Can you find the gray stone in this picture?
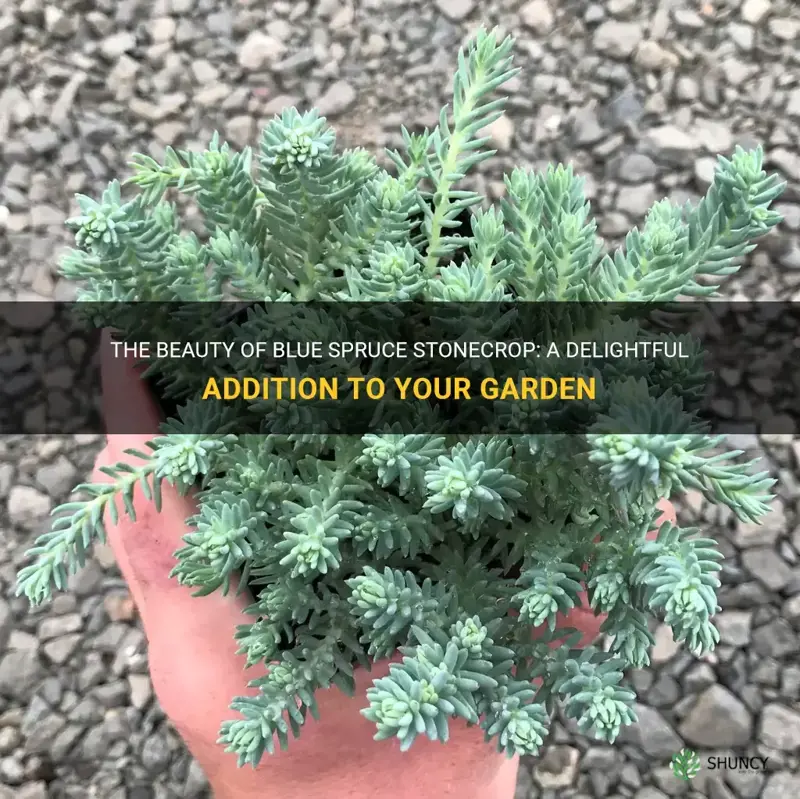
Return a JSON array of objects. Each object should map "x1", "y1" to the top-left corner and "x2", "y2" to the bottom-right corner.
[
  {"x1": 435, "y1": 0, "x2": 475, "y2": 21},
  {"x1": 593, "y1": 21, "x2": 643, "y2": 57},
  {"x1": 7, "y1": 630, "x2": 38, "y2": 651},
  {"x1": 726, "y1": 766, "x2": 765, "y2": 799},
  {"x1": 634, "y1": 41, "x2": 679, "y2": 71},
  {"x1": 679, "y1": 685, "x2": 752, "y2": 748},
  {"x1": 782, "y1": 665, "x2": 800, "y2": 699},
  {"x1": 329, "y1": 5, "x2": 354, "y2": 30},
  {"x1": 190, "y1": 59, "x2": 218, "y2": 84},
  {"x1": 100, "y1": 32, "x2": 136, "y2": 59},
  {"x1": 43, "y1": 634, "x2": 82, "y2": 665},
  {"x1": 607, "y1": 0, "x2": 637, "y2": 15},
  {"x1": 763, "y1": 772, "x2": 800, "y2": 799},
  {"x1": 4, "y1": 161, "x2": 29, "y2": 187},
  {"x1": 675, "y1": 75, "x2": 700, "y2": 101},
  {"x1": 0, "y1": 727, "x2": 20, "y2": 757},
  {"x1": 521, "y1": 0, "x2": 555, "y2": 33},
  {"x1": 273, "y1": 48, "x2": 317, "y2": 74},
  {"x1": 44, "y1": 6, "x2": 77, "y2": 37},
  {"x1": 604, "y1": 86, "x2": 645, "y2": 129},
  {"x1": 732, "y1": 505, "x2": 783, "y2": 548},
  {"x1": 38, "y1": 675, "x2": 63, "y2": 706},
  {"x1": 532, "y1": 745, "x2": 579, "y2": 788},
  {"x1": 707, "y1": 776, "x2": 737, "y2": 799},
  {"x1": 759, "y1": 703, "x2": 800, "y2": 750},
  {"x1": 107, "y1": 54, "x2": 139, "y2": 92},
  {"x1": 514, "y1": 763, "x2": 534, "y2": 798},
  {"x1": 0, "y1": 462, "x2": 13, "y2": 497},
  {"x1": 692, "y1": 119, "x2": 733, "y2": 153},
  {"x1": 238, "y1": 32, "x2": 285, "y2": 70},
  {"x1": 35, "y1": 455, "x2": 77, "y2": 496},
  {"x1": 571, "y1": 104, "x2": 605, "y2": 146},
  {"x1": 38, "y1": 613, "x2": 82, "y2": 641},
  {"x1": 683, "y1": 662, "x2": 716, "y2": 693},
  {"x1": 0, "y1": 650, "x2": 43, "y2": 701},
  {"x1": 206, "y1": 9, "x2": 233, "y2": 36},
  {"x1": 225, "y1": 115, "x2": 254, "y2": 148},
  {"x1": 103, "y1": 706, "x2": 130, "y2": 739},
  {"x1": 633, "y1": 787, "x2": 668, "y2": 799},
  {"x1": 617, "y1": 153, "x2": 658, "y2": 182},
  {"x1": 741, "y1": 0, "x2": 772, "y2": 25},
  {"x1": 715, "y1": 611, "x2": 752, "y2": 647},
  {"x1": 94, "y1": 681, "x2": 129, "y2": 709},
  {"x1": 50, "y1": 725, "x2": 85, "y2": 761},
  {"x1": 7, "y1": 485, "x2": 51, "y2": 527},
  {"x1": 752, "y1": 618, "x2": 799, "y2": 658},
  {"x1": 0, "y1": 759, "x2": 23, "y2": 786},
  {"x1": 729, "y1": 23, "x2": 755, "y2": 50},
  {"x1": 67, "y1": 560, "x2": 104, "y2": 595},
  {"x1": 30, "y1": 204, "x2": 64, "y2": 227},
  {"x1": 25, "y1": 128, "x2": 60, "y2": 155},
  {"x1": 618, "y1": 704, "x2": 682, "y2": 757},
  {"x1": 16, "y1": 780, "x2": 49, "y2": 799},
  {"x1": 601, "y1": 211, "x2": 632, "y2": 236},
  {"x1": 650, "y1": 624, "x2": 681, "y2": 664},
  {"x1": 784, "y1": 593, "x2": 800, "y2": 623},
  {"x1": 778, "y1": 246, "x2": 800, "y2": 270},
  {"x1": 673, "y1": 8, "x2": 705, "y2": 28},
  {"x1": 648, "y1": 675, "x2": 680, "y2": 707},
  {"x1": 0, "y1": 14, "x2": 19, "y2": 49},
  {"x1": 141, "y1": 734, "x2": 171, "y2": 773},
  {"x1": 483, "y1": 115, "x2": 514, "y2": 151},
  {"x1": 768, "y1": 16, "x2": 800, "y2": 38},
  {"x1": 184, "y1": 759, "x2": 210, "y2": 798},
  {"x1": 694, "y1": 156, "x2": 717, "y2": 188},
  {"x1": 22, "y1": 696, "x2": 50, "y2": 735},
  {"x1": 741, "y1": 547, "x2": 793, "y2": 591},
  {"x1": 128, "y1": 674, "x2": 153, "y2": 710},
  {"x1": 652, "y1": 766, "x2": 691, "y2": 795},
  {"x1": 148, "y1": 16, "x2": 176, "y2": 43},
  {"x1": 786, "y1": 88, "x2": 800, "y2": 118},
  {"x1": 770, "y1": 149, "x2": 800, "y2": 180},
  {"x1": 0, "y1": 600, "x2": 10, "y2": 651},
  {"x1": 643, "y1": 125, "x2": 698, "y2": 161},
  {"x1": 51, "y1": 71, "x2": 86, "y2": 125},
  {"x1": 581, "y1": 746, "x2": 617, "y2": 770},
  {"x1": 69, "y1": 697, "x2": 103, "y2": 725},
  {"x1": 316, "y1": 80, "x2": 357, "y2": 116},
  {"x1": 24, "y1": 713, "x2": 66, "y2": 755},
  {"x1": 616, "y1": 182, "x2": 658, "y2": 218},
  {"x1": 81, "y1": 726, "x2": 111, "y2": 761}
]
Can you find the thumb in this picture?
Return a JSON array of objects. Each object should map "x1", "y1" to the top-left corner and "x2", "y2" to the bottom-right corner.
[{"x1": 98, "y1": 330, "x2": 261, "y2": 760}]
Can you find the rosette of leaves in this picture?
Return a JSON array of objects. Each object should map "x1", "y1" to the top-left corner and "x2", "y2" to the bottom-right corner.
[{"x1": 16, "y1": 26, "x2": 784, "y2": 768}]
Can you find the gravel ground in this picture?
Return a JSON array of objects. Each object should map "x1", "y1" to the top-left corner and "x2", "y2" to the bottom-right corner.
[{"x1": 1, "y1": 0, "x2": 800, "y2": 797}]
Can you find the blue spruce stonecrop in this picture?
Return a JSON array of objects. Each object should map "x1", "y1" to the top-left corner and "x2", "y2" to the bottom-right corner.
[{"x1": 16, "y1": 26, "x2": 785, "y2": 767}]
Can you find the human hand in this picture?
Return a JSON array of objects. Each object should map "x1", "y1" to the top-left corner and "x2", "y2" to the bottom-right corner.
[{"x1": 96, "y1": 340, "x2": 675, "y2": 799}]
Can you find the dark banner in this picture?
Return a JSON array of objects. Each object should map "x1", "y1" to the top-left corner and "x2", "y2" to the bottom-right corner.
[{"x1": 1, "y1": 302, "x2": 798, "y2": 435}]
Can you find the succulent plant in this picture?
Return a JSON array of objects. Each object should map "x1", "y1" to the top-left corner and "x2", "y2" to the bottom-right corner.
[{"x1": 17, "y1": 27, "x2": 784, "y2": 768}]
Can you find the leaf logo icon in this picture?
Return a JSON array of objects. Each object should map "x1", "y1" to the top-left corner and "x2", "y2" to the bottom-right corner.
[{"x1": 671, "y1": 748, "x2": 701, "y2": 781}]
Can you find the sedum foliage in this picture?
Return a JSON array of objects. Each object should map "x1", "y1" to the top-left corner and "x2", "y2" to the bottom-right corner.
[{"x1": 17, "y1": 28, "x2": 785, "y2": 767}]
